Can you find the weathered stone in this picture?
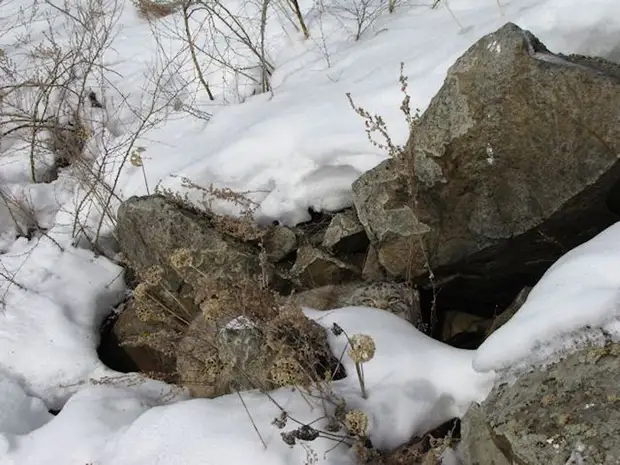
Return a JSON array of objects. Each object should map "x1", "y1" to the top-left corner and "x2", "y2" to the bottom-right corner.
[
  {"x1": 460, "y1": 405, "x2": 511, "y2": 465},
  {"x1": 486, "y1": 286, "x2": 532, "y2": 337},
  {"x1": 114, "y1": 195, "x2": 271, "y2": 373},
  {"x1": 362, "y1": 245, "x2": 387, "y2": 281},
  {"x1": 263, "y1": 225, "x2": 297, "y2": 262},
  {"x1": 322, "y1": 209, "x2": 369, "y2": 253},
  {"x1": 290, "y1": 245, "x2": 360, "y2": 288},
  {"x1": 117, "y1": 195, "x2": 263, "y2": 288},
  {"x1": 460, "y1": 343, "x2": 620, "y2": 465},
  {"x1": 353, "y1": 23, "x2": 620, "y2": 300},
  {"x1": 441, "y1": 310, "x2": 491, "y2": 342},
  {"x1": 112, "y1": 300, "x2": 178, "y2": 376},
  {"x1": 177, "y1": 305, "x2": 343, "y2": 398},
  {"x1": 288, "y1": 281, "x2": 422, "y2": 327},
  {"x1": 353, "y1": 160, "x2": 430, "y2": 278}
]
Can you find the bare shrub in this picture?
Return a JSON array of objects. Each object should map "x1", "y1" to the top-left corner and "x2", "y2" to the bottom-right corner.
[
  {"x1": 273, "y1": 0, "x2": 310, "y2": 39},
  {"x1": 325, "y1": 0, "x2": 388, "y2": 41},
  {"x1": 133, "y1": 0, "x2": 182, "y2": 20},
  {"x1": 0, "y1": 0, "x2": 122, "y2": 181},
  {"x1": 346, "y1": 64, "x2": 441, "y2": 333},
  {"x1": 150, "y1": 0, "x2": 276, "y2": 102}
]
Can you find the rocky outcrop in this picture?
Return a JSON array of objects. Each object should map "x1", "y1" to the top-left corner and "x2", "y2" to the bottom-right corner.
[
  {"x1": 460, "y1": 343, "x2": 620, "y2": 465},
  {"x1": 288, "y1": 281, "x2": 422, "y2": 327},
  {"x1": 113, "y1": 195, "x2": 356, "y2": 393},
  {"x1": 106, "y1": 24, "x2": 620, "y2": 418},
  {"x1": 176, "y1": 302, "x2": 343, "y2": 398},
  {"x1": 290, "y1": 245, "x2": 360, "y2": 288},
  {"x1": 352, "y1": 23, "x2": 620, "y2": 305},
  {"x1": 322, "y1": 209, "x2": 369, "y2": 253}
]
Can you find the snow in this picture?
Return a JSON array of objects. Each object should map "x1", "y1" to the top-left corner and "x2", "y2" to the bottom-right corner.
[
  {"x1": 1, "y1": 0, "x2": 620, "y2": 463},
  {"x1": 0, "y1": 375, "x2": 52, "y2": 436},
  {"x1": 0, "y1": 307, "x2": 491, "y2": 465},
  {"x1": 0, "y1": 234, "x2": 180, "y2": 410},
  {"x1": 474, "y1": 221, "x2": 620, "y2": 374},
  {"x1": 306, "y1": 307, "x2": 495, "y2": 450},
  {"x1": 105, "y1": 0, "x2": 620, "y2": 228}
]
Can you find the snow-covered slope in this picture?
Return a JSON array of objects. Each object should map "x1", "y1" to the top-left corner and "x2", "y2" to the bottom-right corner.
[{"x1": 1, "y1": 0, "x2": 620, "y2": 463}]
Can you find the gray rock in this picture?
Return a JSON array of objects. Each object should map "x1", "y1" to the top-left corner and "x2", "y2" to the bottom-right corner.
[
  {"x1": 288, "y1": 281, "x2": 422, "y2": 327},
  {"x1": 177, "y1": 303, "x2": 342, "y2": 398},
  {"x1": 460, "y1": 343, "x2": 620, "y2": 465},
  {"x1": 115, "y1": 195, "x2": 268, "y2": 372},
  {"x1": 290, "y1": 245, "x2": 360, "y2": 288},
  {"x1": 486, "y1": 286, "x2": 532, "y2": 338},
  {"x1": 353, "y1": 160, "x2": 430, "y2": 278},
  {"x1": 322, "y1": 209, "x2": 369, "y2": 253},
  {"x1": 362, "y1": 245, "x2": 387, "y2": 281},
  {"x1": 112, "y1": 299, "x2": 178, "y2": 377},
  {"x1": 353, "y1": 23, "x2": 620, "y2": 288},
  {"x1": 117, "y1": 195, "x2": 264, "y2": 291},
  {"x1": 263, "y1": 225, "x2": 297, "y2": 262}
]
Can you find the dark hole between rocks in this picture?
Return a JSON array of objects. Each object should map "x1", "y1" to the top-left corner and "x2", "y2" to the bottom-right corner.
[
  {"x1": 97, "y1": 308, "x2": 140, "y2": 373},
  {"x1": 418, "y1": 270, "x2": 545, "y2": 349}
]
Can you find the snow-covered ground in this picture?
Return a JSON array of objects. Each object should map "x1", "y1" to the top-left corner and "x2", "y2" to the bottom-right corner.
[{"x1": 1, "y1": 0, "x2": 619, "y2": 463}]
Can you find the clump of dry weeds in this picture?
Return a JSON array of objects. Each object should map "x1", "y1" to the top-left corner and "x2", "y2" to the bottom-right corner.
[{"x1": 132, "y1": 0, "x2": 181, "y2": 20}]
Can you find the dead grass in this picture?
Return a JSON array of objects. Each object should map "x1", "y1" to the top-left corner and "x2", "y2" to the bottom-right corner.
[{"x1": 132, "y1": 0, "x2": 181, "y2": 20}]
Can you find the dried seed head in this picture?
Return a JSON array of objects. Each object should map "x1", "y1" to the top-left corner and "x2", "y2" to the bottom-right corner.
[
  {"x1": 130, "y1": 146, "x2": 146, "y2": 167},
  {"x1": 295, "y1": 425, "x2": 319, "y2": 442},
  {"x1": 270, "y1": 356, "x2": 306, "y2": 387},
  {"x1": 331, "y1": 323, "x2": 344, "y2": 336},
  {"x1": 133, "y1": 282, "x2": 150, "y2": 301},
  {"x1": 348, "y1": 334, "x2": 376, "y2": 363},
  {"x1": 130, "y1": 151, "x2": 143, "y2": 167},
  {"x1": 345, "y1": 409, "x2": 369, "y2": 437},
  {"x1": 170, "y1": 248, "x2": 194, "y2": 270},
  {"x1": 281, "y1": 431, "x2": 296, "y2": 446},
  {"x1": 142, "y1": 264, "x2": 164, "y2": 286},
  {"x1": 272, "y1": 411, "x2": 287, "y2": 429}
]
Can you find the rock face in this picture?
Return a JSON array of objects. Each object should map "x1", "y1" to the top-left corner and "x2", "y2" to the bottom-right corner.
[
  {"x1": 352, "y1": 22, "x2": 620, "y2": 304},
  {"x1": 290, "y1": 245, "x2": 360, "y2": 288},
  {"x1": 112, "y1": 195, "x2": 352, "y2": 393},
  {"x1": 322, "y1": 209, "x2": 369, "y2": 253},
  {"x1": 287, "y1": 281, "x2": 422, "y2": 327},
  {"x1": 117, "y1": 195, "x2": 264, "y2": 291},
  {"x1": 460, "y1": 343, "x2": 620, "y2": 465},
  {"x1": 176, "y1": 304, "x2": 343, "y2": 398}
]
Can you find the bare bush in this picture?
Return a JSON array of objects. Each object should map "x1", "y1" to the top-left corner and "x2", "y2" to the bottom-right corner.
[
  {"x1": 149, "y1": 0, "x2": 277, "y2": 102},
  {"x1": 272, "y1": 0, "x2": 310, "y2": 39},
  {"x1": 0, "y1": 0, "x2": 190, "y2": 255},
  {"x1": 325, "y1": 0, "x2": 388, "y2": 41},
  {"x1": 1, "y1": 0, "x2": 121, "y2": 181},
  {"x1": 133, "y1": 0, "x2": 182, "y2": 20},
  {"x1": 345, "y1": 64, "x2": 442, "y2": 333}
]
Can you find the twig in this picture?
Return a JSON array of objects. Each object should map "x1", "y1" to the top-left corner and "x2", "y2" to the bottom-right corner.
[{"x1": 236, "y1": 389, "x2": 268, "y2": 449}]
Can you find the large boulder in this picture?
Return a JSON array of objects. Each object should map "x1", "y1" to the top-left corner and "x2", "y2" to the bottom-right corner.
[
  {"x1": 112, "y1": 195, "x2": 348, "y2": 391},
  {"x1": 460, "y1": 343, "x2": 620, "y2": 465},
  {"x1": 353, "y1": 23, "x2": 620, "y2": 305},
  {"x1": 117, "y1": 195, "x2": 265, "y2": 291},
  {"x1": 114, "y1": 195, "x2": 272, "y2": 376}
]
